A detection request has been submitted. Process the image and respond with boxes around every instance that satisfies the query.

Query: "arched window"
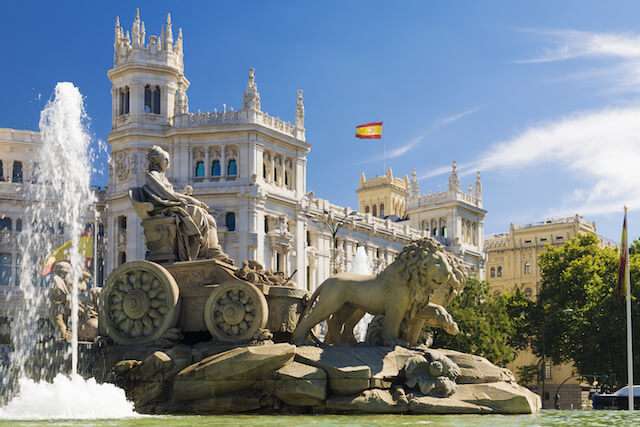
[211,159,221,177]
[0,217,11,231]
[524,287,533,299]
[372,205,378,217]
[490,267,496,278]
[524,262,531,275]
[153,86,161,114]
[284,170,289,187]
[365,206,370,214]
[379,204,385,218]
[15,219,22,233]
[194,161,205,177]
[144,85,161,114]
[227,159,237,176]
[497,266,503,277]
[118,86,130,115]
[0,160,4,181]
[225,212,236,232]
[12,161,22,183]
[144,85,152,113]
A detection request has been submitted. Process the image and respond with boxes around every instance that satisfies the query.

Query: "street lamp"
[316,209,361,275]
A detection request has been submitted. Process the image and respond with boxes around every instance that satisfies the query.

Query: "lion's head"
[385,238,466,315]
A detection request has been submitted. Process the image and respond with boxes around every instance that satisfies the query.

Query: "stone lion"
[292,238,466,346]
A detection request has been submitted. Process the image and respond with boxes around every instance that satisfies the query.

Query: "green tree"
[530,233,640,388]
[432,278,532,366]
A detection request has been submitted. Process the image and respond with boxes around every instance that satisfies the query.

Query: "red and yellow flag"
[41,235,94,276]
[355,122,383,139]
[617,207,630,298]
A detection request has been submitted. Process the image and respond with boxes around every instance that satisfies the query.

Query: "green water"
[1,412,640,427]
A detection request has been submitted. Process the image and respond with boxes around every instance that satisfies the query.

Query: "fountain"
[0,82,136,419]
[351,246,374,342]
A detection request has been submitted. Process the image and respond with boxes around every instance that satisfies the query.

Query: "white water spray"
[0,82,136,419]
[351,247,374,342]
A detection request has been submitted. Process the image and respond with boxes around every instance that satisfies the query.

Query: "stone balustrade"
[173,110,301,141]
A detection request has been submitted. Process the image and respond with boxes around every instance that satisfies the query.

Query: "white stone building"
[103,10,424,291]
[406,163,486,277]
[357,163,486,277]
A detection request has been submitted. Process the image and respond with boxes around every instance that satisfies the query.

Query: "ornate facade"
[357,162,486,277]
[103,10,425,291]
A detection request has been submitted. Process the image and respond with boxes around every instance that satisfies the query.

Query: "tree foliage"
[529,233,640,388]
[432,278,532,366]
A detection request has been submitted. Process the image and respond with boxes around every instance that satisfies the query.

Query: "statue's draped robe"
[143,170,224,261]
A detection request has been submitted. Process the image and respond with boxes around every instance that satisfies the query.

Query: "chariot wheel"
[101,261,179,345]
[204,281,268,342]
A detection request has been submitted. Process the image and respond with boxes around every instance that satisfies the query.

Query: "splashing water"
[0,374,136,419]
[351,247,374,342]
[0,82,136,419]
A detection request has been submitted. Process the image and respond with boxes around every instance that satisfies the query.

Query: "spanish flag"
[41,235,94,276]
[355,122,383,139]
[617,207,630,298]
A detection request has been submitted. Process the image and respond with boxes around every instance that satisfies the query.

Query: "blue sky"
[2,1,640,240]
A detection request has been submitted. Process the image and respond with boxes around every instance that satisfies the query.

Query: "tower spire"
[296,89,304,129]
[409,168,420,199]
[132,8,142,47]
[242,67,261,111]
[448,160,460,192]
[475,171,482,200]
[165,13,174,51]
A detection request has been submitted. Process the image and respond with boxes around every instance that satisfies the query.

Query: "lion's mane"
[383,238,466,318]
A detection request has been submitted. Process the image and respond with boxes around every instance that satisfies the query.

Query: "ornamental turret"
[242,68,261,111]
[475,171,483,204]
[448,161,460,192]
[409,169,420,200]
[109,9,189,129]
[296,89,305,129]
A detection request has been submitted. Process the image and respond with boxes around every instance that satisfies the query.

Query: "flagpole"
[625,206,634,411]
[383,138,386,174]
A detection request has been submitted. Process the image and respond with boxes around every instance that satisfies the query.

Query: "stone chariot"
[99,188,307,346]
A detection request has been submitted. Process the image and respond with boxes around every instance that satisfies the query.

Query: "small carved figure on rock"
[403,352,460,398]
[49,261,100,342]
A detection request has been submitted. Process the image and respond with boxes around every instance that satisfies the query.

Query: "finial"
[165,13,174,50]
[409,168,420,198]
[296,89,305,129]
[136,8,141,20]
[360,172,366,184]
[448,160,460,192]
[386,167,393,178]
[474,170,482,199]
[243,67,261,111]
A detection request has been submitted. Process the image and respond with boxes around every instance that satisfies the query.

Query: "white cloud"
[422,107,640,216]
[516,29,640,94]
[359,107,479,165]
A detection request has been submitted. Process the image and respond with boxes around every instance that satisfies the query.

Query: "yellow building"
[485,215,598,410]
[357,168,408,219]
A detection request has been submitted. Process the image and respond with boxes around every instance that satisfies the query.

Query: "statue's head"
[53,261,72,279]
[148,146,170,172]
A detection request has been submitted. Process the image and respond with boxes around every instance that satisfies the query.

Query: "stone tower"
[109,9,188,130]
[356,168,409,219]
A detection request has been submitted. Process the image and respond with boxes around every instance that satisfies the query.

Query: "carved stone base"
[142,216,177,264]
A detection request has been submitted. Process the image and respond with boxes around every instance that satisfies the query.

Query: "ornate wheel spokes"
[102,261,179,345]
[205,281,268,342]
